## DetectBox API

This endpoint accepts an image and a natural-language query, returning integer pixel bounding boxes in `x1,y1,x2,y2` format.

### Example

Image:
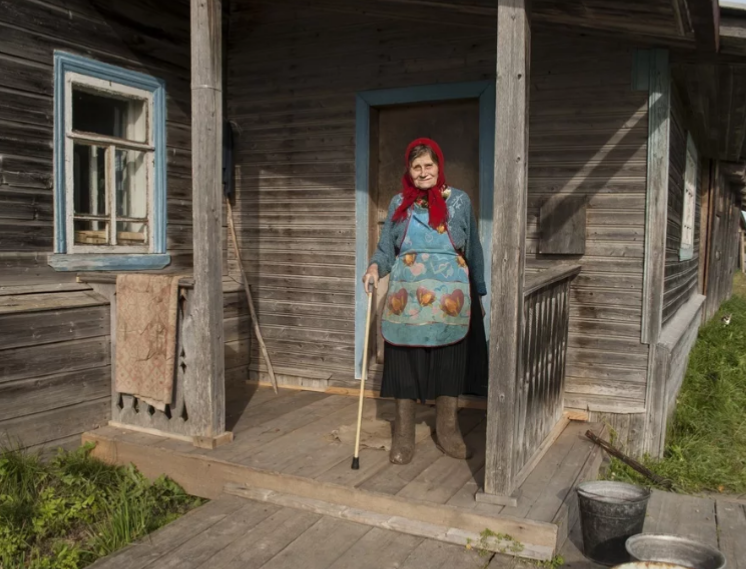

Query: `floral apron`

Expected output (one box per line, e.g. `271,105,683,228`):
381,205,471,347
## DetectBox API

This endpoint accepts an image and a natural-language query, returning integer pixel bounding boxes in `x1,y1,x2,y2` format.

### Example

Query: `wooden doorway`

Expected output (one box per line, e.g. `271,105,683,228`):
369,100,481,365
353,81,495,381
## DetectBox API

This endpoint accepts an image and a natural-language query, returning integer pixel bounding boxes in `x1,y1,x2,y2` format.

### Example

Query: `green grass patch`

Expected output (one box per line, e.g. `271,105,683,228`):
606,273,746,494
0,442,205,568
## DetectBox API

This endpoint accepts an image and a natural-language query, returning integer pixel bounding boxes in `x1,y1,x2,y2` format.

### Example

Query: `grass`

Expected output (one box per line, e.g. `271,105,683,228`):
0,442,205,568
606,273,746,494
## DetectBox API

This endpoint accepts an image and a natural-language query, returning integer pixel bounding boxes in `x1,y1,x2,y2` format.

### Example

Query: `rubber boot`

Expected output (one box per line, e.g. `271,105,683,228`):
435,396,472,459
389,398,416,465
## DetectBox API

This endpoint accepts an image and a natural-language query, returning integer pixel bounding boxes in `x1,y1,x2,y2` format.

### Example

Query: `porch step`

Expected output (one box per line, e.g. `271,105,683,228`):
223,483,553,559
82,391,608,563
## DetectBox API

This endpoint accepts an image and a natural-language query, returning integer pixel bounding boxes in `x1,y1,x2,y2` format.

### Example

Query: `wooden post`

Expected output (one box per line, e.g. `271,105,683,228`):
477,0,531,506
189,0,228,443
641,49,671,347
641,50,671,455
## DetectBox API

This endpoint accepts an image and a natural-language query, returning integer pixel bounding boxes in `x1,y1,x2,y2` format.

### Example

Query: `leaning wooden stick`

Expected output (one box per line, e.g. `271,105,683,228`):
225,198,278,394
585,430,673,489
351,285,374,470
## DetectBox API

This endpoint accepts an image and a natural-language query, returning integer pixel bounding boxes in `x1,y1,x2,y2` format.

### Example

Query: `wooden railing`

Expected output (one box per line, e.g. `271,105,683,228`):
513,264,581,481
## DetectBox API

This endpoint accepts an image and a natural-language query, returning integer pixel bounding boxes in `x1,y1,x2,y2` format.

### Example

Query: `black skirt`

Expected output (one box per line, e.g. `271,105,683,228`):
380,279,489,402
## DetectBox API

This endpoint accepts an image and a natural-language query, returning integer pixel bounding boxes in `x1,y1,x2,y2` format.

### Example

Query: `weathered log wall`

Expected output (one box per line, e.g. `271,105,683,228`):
0,0,197,450
662,89,701,326
227,2,651,414
0,0,194,278
0,286,110,453
526,37,649,415
702,168,741,321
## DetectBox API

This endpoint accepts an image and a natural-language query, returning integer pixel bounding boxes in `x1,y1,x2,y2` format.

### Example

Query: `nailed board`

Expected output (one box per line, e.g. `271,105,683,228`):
538,195,587,255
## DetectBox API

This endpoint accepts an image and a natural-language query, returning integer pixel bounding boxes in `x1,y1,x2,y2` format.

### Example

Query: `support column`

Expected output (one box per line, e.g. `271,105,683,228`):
189,0,228,445
478,0,531,505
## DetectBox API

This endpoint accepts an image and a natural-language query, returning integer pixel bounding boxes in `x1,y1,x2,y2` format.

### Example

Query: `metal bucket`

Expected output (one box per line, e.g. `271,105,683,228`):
625,534,726,569
577,481,651,566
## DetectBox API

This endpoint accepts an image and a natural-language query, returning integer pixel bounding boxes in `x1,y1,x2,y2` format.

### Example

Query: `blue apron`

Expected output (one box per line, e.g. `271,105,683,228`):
381,205,471,347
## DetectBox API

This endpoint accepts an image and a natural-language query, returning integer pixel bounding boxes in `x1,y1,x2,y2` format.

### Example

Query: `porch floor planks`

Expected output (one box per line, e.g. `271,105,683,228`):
91,494,500,569
643,490,719,548
446,421,598,523
147,500,282,569
502,422,599,523
218,394,359,463
87,496,248,569
253,515,372,569
400,539,493,569
396,417,488,505
226,388,328,433
715,500,746,568
356,409,485,496
325,527,424,569
205,507,323,569
313,402,438,488
234,396,365,476
85,388,610,562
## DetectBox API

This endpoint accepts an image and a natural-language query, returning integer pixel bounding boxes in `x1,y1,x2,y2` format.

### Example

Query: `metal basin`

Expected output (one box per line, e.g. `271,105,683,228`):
625,534,726,569
612,561,691,569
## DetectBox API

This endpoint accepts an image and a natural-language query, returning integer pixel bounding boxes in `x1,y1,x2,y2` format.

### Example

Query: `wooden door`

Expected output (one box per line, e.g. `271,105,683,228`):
369,100,480,364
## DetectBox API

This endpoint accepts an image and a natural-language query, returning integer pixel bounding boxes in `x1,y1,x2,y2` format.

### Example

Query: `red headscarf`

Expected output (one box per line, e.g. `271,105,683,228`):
392,138,448,229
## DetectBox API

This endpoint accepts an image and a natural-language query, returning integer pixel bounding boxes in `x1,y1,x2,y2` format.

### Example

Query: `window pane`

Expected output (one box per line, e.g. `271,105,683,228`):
117,221,148,246
72,88,147,142
116,149,149,219
74,219,109,245
73,144,107,215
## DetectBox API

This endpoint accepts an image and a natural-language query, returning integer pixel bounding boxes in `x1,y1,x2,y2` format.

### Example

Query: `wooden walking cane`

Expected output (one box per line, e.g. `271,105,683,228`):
225,198,278,394
351,283,374,469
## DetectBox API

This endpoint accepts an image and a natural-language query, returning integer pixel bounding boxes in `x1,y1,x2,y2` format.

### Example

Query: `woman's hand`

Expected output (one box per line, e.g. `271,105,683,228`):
363,264,379,294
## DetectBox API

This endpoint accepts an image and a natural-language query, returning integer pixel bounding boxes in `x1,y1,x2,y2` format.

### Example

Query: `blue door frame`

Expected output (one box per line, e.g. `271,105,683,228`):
354,81,496,378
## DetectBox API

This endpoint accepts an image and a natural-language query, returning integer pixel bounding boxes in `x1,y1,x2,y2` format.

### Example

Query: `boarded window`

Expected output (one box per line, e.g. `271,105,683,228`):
539,195,587,255
680,134,698,261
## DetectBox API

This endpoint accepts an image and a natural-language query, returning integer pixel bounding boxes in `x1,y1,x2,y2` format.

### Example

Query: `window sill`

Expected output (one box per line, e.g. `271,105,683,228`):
678,247,694,262
48,254,171,272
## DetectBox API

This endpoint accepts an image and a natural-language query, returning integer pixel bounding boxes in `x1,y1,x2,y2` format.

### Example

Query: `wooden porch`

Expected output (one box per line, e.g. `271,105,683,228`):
86,483,746,569
84,385,604,561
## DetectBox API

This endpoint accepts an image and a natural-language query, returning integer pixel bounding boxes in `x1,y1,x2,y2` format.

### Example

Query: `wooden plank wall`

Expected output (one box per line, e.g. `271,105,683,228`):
703,169,741,321
226,2,497,387
0,0,201,449
526,38,649,415
662,89,701,326
0,0,195,279
0,287,110,453
227,2,651,416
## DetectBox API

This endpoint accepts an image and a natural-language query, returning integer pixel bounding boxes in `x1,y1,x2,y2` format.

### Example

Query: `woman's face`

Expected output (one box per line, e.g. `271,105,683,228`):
408,153,439,190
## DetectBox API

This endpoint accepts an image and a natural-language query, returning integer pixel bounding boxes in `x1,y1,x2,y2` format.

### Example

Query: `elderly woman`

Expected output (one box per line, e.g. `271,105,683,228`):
363,138,488,465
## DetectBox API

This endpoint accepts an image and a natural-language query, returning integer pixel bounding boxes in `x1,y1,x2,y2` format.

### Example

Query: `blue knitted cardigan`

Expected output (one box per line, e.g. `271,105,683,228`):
369,188,487,296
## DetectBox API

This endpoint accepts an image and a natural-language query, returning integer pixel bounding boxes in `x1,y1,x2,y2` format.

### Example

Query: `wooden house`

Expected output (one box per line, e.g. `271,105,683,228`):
1,0,745,559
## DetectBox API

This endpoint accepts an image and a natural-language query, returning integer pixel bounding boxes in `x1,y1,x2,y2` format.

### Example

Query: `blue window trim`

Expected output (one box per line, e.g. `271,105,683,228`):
51,51,169,270
354,81,495,378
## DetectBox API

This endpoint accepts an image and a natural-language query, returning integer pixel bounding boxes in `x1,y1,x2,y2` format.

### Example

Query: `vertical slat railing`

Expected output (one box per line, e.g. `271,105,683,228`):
515,265,580,476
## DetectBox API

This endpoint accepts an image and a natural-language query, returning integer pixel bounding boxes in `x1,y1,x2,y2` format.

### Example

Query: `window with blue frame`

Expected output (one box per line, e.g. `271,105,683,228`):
49,52,170,271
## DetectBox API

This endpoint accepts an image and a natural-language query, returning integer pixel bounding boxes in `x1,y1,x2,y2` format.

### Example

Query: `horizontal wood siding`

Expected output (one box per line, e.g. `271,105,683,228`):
227,2,496,386
0,1,194,450
663,90,701,325
0,0,194,280
527,37,649,414
702,168,741,321
0,289,111,450
228,5,651,410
